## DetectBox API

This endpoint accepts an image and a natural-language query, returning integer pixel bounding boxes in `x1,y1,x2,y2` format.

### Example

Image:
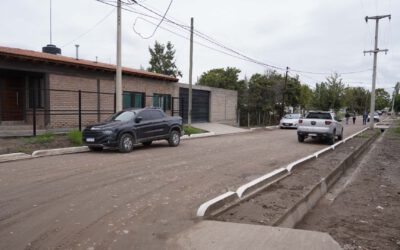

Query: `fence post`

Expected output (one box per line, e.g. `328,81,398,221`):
78,90,82,131
32,87,37,136
114,93,116,113
172,97,175,116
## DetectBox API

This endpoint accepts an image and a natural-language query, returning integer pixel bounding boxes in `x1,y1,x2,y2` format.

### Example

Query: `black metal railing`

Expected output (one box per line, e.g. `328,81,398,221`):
0,86,180,137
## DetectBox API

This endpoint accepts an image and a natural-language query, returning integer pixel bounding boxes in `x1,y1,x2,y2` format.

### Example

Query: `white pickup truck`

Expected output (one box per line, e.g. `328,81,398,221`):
297,111,344,145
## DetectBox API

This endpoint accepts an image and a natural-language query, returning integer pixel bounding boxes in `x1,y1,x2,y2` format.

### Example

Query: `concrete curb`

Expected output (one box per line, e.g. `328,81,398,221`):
32,146,89,158
0,153,32,163
273,130,379,228
181,132,216,140
196,191,239,217
236,168,288,198
196,127,371,218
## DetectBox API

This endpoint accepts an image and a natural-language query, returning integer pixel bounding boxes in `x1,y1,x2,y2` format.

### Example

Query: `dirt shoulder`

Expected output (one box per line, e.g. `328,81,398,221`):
297,124,400,250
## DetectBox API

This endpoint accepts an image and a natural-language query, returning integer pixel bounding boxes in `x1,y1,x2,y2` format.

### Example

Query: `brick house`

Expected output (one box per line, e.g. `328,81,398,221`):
0,46,237,130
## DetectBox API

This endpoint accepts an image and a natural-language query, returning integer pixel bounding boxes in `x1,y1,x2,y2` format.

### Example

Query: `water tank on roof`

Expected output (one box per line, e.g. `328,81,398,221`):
42,44,61,55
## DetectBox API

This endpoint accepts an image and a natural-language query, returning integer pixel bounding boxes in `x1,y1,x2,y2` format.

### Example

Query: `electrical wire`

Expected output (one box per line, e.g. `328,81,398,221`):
61,8,115,48
95,0,374,78
132,0,173,39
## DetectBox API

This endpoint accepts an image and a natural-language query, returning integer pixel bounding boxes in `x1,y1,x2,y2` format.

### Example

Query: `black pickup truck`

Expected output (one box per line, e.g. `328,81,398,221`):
82,108,183,153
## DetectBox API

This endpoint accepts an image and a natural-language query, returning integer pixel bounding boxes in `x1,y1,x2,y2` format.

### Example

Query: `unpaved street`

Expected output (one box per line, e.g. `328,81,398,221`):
0,123,366,249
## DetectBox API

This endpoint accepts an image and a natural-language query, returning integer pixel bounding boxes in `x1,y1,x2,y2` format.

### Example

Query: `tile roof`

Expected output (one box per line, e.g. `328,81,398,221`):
0,46,178,82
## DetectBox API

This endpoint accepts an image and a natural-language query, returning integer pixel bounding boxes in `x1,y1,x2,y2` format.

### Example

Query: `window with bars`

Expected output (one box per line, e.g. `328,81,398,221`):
152,93,171,111
123,91,145,109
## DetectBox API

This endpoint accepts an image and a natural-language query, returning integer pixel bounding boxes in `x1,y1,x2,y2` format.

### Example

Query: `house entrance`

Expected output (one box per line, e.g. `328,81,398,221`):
1,76,25,121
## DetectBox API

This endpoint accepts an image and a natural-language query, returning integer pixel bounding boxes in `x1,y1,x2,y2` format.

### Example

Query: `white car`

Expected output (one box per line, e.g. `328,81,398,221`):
367,112,380,122
280,113,302,129
297,111,343,145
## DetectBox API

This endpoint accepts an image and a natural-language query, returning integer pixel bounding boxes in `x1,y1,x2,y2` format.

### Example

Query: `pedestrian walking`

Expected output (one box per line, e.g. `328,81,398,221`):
363,111,368,125
352,112,356,124
345,111,350,125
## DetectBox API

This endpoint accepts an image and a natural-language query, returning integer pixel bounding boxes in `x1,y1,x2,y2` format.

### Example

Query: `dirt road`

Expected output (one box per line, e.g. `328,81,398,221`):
0,123,366,250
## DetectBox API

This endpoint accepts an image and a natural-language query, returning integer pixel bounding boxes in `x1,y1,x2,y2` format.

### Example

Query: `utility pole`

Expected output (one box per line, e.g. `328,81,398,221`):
115,0,123,112
391,82,400,117
363,14,391,129
188,17,194,125
75,44,79,60
281,66,289,117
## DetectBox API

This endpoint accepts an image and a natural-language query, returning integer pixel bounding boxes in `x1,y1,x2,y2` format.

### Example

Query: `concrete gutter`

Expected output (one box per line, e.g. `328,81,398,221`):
196,127,372,218
273,130,379,228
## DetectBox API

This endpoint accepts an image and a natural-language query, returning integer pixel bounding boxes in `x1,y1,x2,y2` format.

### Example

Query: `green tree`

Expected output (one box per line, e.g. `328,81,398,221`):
197,67,247,108
375,88,390,110
299,84,313,111
343,87,370,113
312,73,345,111
147,41,182,77
394,94,400,112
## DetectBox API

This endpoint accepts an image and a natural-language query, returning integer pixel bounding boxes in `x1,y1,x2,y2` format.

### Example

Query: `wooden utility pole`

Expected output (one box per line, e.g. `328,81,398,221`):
188,17,194,125
115,0,122,112
363,14,390,129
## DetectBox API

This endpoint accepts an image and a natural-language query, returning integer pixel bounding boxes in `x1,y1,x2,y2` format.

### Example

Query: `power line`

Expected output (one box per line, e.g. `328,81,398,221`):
95,0,374,78
61,8,115,48
132,0,173,39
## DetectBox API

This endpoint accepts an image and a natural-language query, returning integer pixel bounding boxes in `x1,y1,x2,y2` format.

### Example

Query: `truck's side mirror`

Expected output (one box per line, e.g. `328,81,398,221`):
135,116,143,123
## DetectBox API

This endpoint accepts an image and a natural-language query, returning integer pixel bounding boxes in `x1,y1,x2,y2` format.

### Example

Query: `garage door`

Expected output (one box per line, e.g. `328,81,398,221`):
179,88,210,123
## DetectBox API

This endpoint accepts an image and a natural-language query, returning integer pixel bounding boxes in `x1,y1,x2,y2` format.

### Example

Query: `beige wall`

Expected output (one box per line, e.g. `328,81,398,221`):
176,83,238,125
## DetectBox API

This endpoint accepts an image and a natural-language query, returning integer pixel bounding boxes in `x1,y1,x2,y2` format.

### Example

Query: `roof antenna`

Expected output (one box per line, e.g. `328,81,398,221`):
42,0,62,54
50,0,52,44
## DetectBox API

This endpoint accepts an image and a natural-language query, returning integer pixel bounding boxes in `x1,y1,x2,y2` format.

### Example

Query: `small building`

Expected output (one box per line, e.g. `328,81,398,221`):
0,46,237,131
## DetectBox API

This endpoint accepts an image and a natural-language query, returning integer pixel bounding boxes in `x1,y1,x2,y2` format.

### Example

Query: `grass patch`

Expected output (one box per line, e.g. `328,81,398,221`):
67,130,82,146
26,132,55,144
184,125,206,136
386,120,400,139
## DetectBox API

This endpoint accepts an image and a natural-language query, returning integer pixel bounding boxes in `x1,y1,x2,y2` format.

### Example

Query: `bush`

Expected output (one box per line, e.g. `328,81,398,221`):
26,132,55,144
183,125,206,136
67,130,82,146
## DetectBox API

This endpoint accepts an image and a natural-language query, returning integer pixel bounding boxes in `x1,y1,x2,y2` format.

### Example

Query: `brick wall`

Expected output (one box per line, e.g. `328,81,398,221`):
47,73,178,128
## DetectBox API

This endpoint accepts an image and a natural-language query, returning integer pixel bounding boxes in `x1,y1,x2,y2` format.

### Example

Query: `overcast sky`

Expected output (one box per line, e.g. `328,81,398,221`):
1,0,399,93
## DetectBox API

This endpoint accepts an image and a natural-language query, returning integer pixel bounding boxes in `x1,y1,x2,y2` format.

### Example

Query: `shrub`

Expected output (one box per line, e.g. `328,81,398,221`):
67,130,82,146
184,125,206,136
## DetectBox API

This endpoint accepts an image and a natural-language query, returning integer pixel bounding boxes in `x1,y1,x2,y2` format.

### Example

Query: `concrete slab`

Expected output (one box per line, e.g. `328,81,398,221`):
191,123,248,135
168,221,342,250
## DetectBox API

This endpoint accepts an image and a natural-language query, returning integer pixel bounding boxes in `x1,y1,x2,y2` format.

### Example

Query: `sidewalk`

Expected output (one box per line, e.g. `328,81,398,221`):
191,123,248,135
167,221,341,250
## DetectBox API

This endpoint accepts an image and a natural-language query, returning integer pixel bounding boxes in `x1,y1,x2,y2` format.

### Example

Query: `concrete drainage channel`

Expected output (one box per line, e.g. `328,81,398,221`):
196,127,377,228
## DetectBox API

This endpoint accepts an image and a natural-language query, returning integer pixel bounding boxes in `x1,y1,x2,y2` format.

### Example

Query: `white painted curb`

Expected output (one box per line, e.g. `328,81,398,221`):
0,153,32,163
196,191,238,217
236,167,288,198
32,146,89,157
194,127,370,217
286,155,316,173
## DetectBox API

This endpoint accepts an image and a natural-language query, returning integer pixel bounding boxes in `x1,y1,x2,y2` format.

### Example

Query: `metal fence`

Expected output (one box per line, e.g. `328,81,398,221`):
238,108,281,127
0,86,180,137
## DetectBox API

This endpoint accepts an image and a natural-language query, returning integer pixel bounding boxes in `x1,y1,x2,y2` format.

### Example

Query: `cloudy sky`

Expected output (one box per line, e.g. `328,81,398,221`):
1,0,399,93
